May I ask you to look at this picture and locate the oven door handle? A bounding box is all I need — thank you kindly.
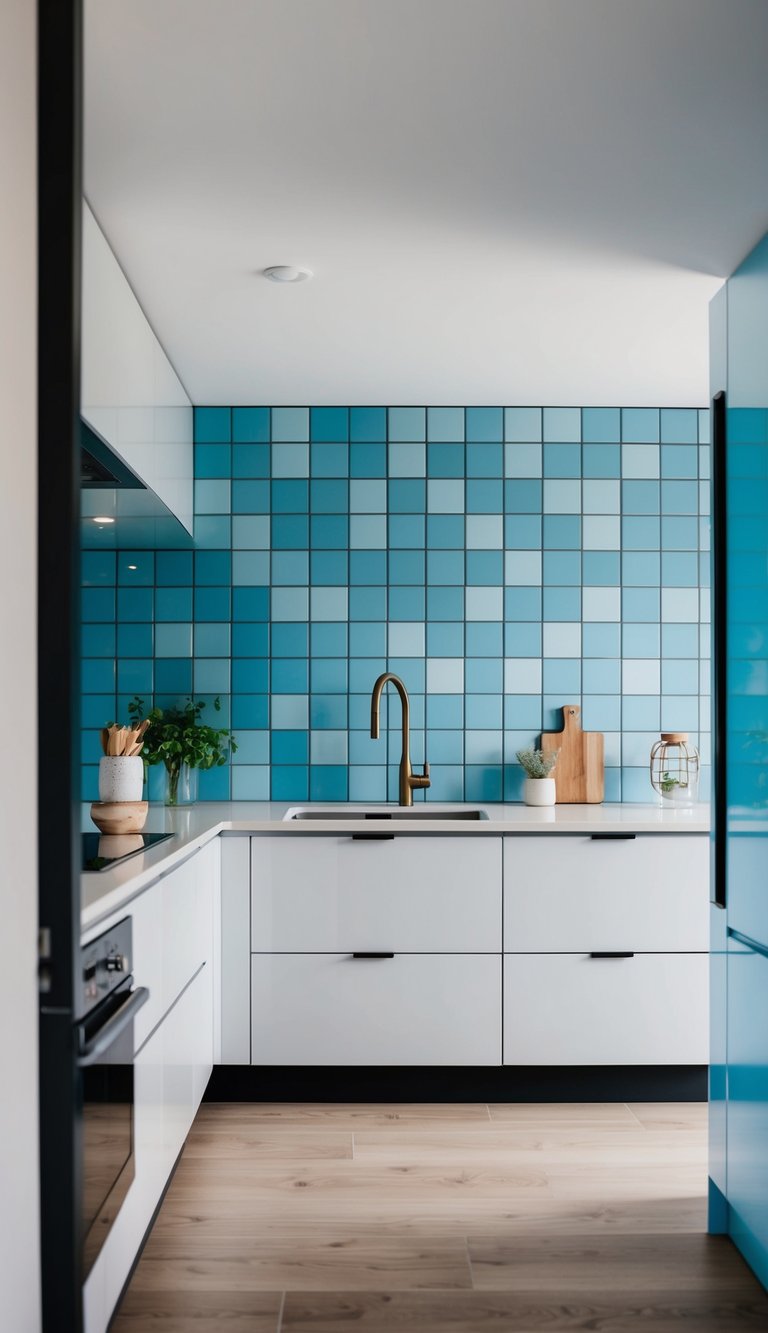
[77,985,149,1067]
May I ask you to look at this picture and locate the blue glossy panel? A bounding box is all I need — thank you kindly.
[726,937,768,1286]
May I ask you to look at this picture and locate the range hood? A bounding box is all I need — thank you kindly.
[80,420,193,550]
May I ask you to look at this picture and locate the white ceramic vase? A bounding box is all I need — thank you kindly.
[98,755,144,803]
[523,776,556,807]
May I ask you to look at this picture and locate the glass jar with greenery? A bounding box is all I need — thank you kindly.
[128,696,237,806]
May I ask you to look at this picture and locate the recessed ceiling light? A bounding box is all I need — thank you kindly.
[92,516,115,524]
[263,265,313,284]
[127,564,137,570]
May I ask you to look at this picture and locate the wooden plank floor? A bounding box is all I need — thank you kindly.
[114,1101,768,1331]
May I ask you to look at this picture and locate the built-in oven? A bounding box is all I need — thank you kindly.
[77,916,148,1279]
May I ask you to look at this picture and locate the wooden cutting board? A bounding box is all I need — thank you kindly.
[541,704,604,804]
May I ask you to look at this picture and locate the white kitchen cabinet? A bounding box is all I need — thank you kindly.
[219,837,251,1064]
[251,952,501,1065]
[503,834,709,953]
[251,835,501,952]
[83,838,218,1333]
[81,202,193,532]
[503,951,709,1065]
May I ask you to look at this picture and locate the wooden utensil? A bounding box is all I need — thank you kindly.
[541,704,604,804]
[100,727,109,756]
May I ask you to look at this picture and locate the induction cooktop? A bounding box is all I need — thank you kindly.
[82,831,174,873]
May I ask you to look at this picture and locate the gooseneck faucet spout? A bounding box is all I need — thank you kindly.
[370,672,430,807]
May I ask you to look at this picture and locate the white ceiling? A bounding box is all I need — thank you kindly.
[84,0,768,407]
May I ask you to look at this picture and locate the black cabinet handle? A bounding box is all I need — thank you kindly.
[350,952,395,959]
[712,388,727,909]
[589,951,635,959]
[590,833,636,841]
[351,833,395,841]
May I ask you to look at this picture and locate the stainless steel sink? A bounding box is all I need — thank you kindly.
[283,806,489,821]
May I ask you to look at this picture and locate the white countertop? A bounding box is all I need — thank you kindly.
[81,800,710,932]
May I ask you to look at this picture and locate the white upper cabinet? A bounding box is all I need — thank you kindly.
[81,202,193,533]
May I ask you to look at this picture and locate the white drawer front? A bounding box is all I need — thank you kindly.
[503,952,709,1065]
[251,835,501,952]
[251,953,501,1065]
[503,835,709,953]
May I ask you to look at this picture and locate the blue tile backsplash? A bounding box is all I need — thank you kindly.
[81,405,711,803]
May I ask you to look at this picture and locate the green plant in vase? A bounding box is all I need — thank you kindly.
[128,696,237,805]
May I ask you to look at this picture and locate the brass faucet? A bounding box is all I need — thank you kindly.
[370,672,430,807]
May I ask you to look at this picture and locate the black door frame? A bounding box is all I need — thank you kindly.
[37,1,83,1328]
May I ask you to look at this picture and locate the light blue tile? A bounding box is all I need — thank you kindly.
[622,444,659,479]
[388,622,425,655]
[427,515,464,548]
[544,482,578,511]
[155,622,193,657]
[619,696,658,739]
[621,767,654,802]
[504,587,542,620]
[582,586,620,621]
[623,551,660,586]
[350,479,386,512]
[466,514,503,549]
[543,407,580,442]
[427,407,464,441]
[623,623,660,657]
[622,408,659,443]
[194,658,230,693]
[428,479,464,512]
[582,515,620,549]
[622,731,659,766]
[505,515,541,548]
[661,445,698,479]
[194,515,231,548]
[427,549,464,584]
[272,442,309,478]
[504,407,542,442]
[662,659,700,694]
[662,515,699,550]
[662,551,699,587]
[389,514,425,548]
[466,479,503,512]
[504,622,540,657]
[196,622,232,656]
[543,659,581,693]
[466,586,503,621]
[622,481,660,515]
[271,658,308,692]
[505,551,541,585]
[661,587,699,622]
[272,551,309,585]
[310,730,348,764]
[311,586,348,621]
[582,480,620,513]
[388,407,426,441]
[583,408,620,442]
[623,516,660,550]
[661,697,699,730]
[505,479,542,512]
[505,442,542,478]
[427,658,464,693]
[660,408,698,443]
[232,551,269,585]
[543,586,581,621]
[583,659,621,693]
[388,443,426,477]
[466,658,503,692]
[310,695,348,729]
[194,479,230,514]
[427,586,464,621]
[581,696,621,730]
[349,514,386,548]
[583,623,621,656]
[312,622,347,657]
[311,659,347,693]
[231,766,270,799]
[661,480,698,514]
[504,658,542,692]
[623,587,660,621]
[232,516,270,549]
[271,695,308,728]
[232,731,270,765]
[465,764,503,801]
[583,443,620,478]
[349,585,386,620]
[662,623,699,657]
[350,622,387,656]
[582,552,620,585]
[272,587,309,622]
[272,407,309,441]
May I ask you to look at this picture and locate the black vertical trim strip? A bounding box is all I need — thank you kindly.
[712,389,727,909]
[37,1,83,1329]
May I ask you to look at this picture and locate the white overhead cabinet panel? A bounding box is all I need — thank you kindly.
[81,202,193,532]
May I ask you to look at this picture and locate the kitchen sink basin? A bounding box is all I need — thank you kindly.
[283,806,489,821]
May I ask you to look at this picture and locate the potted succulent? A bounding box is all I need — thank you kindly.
[516,747,559,806]
[128,696,237,806]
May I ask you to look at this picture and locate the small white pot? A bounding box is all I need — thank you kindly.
[98,755,144,803]
[523,776,556,807]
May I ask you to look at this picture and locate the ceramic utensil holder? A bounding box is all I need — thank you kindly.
[98,755,144,803]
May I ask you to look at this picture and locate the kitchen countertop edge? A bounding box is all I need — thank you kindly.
[81,800,710,934]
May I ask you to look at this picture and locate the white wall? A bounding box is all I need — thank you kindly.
[0,1,41,1329]
[81,203,194,533]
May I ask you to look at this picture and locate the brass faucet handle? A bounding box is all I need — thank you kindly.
[411,761,431,790]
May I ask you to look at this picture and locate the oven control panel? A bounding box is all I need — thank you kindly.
[80,916,133,1018]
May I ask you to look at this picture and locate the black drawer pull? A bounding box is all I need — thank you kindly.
[589,951,635,959]
[352,833,395,841]
[590,833,636,841]
[351,952,395,959]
